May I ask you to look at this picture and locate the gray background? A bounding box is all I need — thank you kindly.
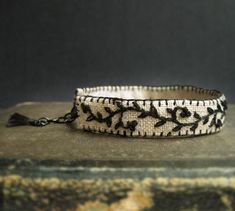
[0,0,234,108]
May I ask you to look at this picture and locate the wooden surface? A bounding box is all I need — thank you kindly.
[0,102,235,211]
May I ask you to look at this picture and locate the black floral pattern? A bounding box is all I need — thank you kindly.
[80,100,227,133]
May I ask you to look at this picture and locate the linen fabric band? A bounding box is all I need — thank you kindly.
[74,85,227,138]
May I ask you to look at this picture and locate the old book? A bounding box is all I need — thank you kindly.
[0,102,235,210]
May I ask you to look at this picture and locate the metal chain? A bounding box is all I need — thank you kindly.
[31,106,78,126]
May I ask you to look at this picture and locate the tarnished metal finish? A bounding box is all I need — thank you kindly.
[1,166,235,210]
[31,105,78,126]
[0,102,235,210]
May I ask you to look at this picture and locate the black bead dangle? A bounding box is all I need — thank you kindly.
[7,106,78,127]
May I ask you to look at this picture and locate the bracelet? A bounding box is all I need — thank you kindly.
[74,85,227,138]
[7,85,227,138]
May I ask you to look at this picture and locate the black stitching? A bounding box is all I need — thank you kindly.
[75,85,222,102]
[76,86,226,137]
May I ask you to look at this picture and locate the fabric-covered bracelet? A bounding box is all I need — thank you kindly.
[74,85,227,138]
[7,85,227,138]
